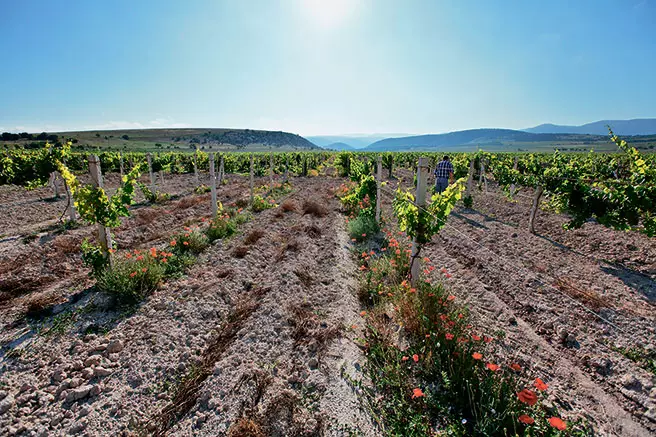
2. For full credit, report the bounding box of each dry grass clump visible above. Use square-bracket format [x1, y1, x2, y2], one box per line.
[287, 304, 340, 348]
[274, 237, 300, 262]
[24, 293, 60, 318]
[175, 194, 206, 210]
[280, 199, 297, 212]
[244, 229, 265, 245]
[135, 208, 159, 225]
[293, 269, 313, 288]
[235, 198, 249, 209]
[53, 236, 80, 254]
[302, 200, 327, 217]
[227, 418, 265, 437]
[233, 245, 250, 258]
[305, 224, 322, 238]
[553, 278, 609, 310]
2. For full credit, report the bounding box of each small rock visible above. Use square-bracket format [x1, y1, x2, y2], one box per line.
[106, 340, 124, 354]
[69, 419, 87, 434]
[78, 406, 90, 417]
[621, 374, 642, 391]
[52, 369, 67, 383]
[308, 358, 319, 370]
[69, 378, 83, 389]
[81, 368, 94, 380]
[71, 360, 84, 371]
[83, 355, 102, 367]
[0, 395, 15, 415]
[65, 385, 92, 403]
[19, 384, 33, 393]
[94, 367, 112, 378]
[0, 390, 6, 400]
[644, 406, 656, 423]
[50, 415, 63, 427]
[90, 385, 102, 396]
[591, 357, 613, 376]
[177, 362, 187, 372]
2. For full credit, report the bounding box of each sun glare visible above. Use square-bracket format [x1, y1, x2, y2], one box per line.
[301, 0, 357, 29]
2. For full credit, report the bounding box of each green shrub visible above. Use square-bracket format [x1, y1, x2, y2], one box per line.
[206, 216, 237, 242]
[81, 239, 108, 277]
[348, 215, 379, 242]
[251, 194, 277, 212]
[194, 184, 211, 194]
[170, 227, 209, 254]
[96, 250, 165, 303]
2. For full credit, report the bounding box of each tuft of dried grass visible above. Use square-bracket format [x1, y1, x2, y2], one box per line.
[233, 246, 250, 258]
[553, 278, 609, 310]
[174, 195, 206, 210]
[228, 418, 265, 437]
[244, 229, 265, 245]
[274, 237, 299, 262]
[280, 199, 297, 212]
[53, 236, 80, 254]
[294, 269, 313, 288]
[305, 224, 322, 239]
[302, 200, 327, 217]
[24, 293, 60, 318]
[135, 208, 159, 226]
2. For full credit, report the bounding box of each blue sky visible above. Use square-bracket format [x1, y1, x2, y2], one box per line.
[1, 0, 654, 135]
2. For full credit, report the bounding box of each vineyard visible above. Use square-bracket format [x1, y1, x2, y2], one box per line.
[0, 134, 654, 436]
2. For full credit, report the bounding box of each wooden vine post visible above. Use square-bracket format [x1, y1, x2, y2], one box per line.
[209, 153, 218, 218]
[49, 172, 60, 199]
[146, 153, 156, 193]
[376, 155, 382, 224]
[479, 158, 488, 193]
[302, 155, 307, 177]
[65, 181, 77, 222]
[249, 153, 255, 205]
[88, 155, 114, 260]
[284, 155, 289, 182]
[410, 157, 430, 286]
[193, 146, 200, 186]
[528, 186, 544, 234]
[510, 156, 518, 196]
[119, 153, 124, 178]
[466, 159, 475, 198]
[269, 153, 274, 187]
[218, 155, 224, 186]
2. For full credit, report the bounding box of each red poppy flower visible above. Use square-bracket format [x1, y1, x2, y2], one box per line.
[411, 388, 424, 399]
[130, 271, 137, 278]
[445, 333, 454, 340]
[534, 378, 548, 391]
[141, 268, 147, 273]
[401, 356, 409, 362]
[412, 354, 419, 363]
[472, 335, 481, 341]
[360, 311, 367, 316]
[548, 417, 566, 431]
[472, 352, 483, 360]
[447, 295, 456, 301]
[483, 336, 493, 343]
[170, 240, 177, 246]
[518, 414, 534, 425]
[510, 363, 522, 372]
[149, 248, 157, 257]
[486, 363, 500, 371]
[517, 389, 538, 406]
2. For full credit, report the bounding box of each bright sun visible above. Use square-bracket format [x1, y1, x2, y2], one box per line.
[302, 0, 357, 29]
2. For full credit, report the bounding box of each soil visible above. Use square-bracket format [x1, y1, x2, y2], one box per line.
[0, 174, 375, 437]
[380, 171, 655, 436]
[0, 167, 654, 436]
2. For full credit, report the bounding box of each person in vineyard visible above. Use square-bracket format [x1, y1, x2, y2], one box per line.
[434, 155, 454, 193]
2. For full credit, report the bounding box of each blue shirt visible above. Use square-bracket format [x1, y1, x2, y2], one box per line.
[434, 160, 454, 179]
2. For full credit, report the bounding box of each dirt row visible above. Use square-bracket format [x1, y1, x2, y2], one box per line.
[400, 183, 656, 435]
[0, 177, 376, 436]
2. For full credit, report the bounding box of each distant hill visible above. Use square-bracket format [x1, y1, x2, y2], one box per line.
[307, 134, 408, 150]
[524, 118, 656, 136]
[365, 129, 610, 151]
[1, 128, 321, 152]
[323, 142, 355, 151]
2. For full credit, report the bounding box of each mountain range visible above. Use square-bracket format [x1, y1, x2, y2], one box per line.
[310, 118, 656, 152]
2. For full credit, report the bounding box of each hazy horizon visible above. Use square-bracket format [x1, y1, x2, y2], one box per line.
[2, 0, 655, 136]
